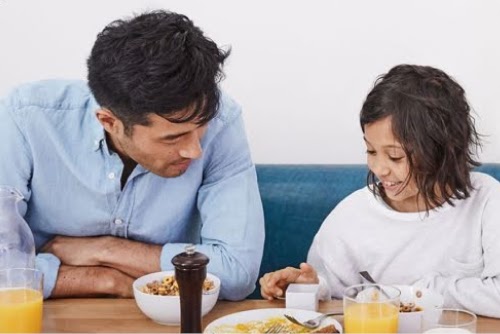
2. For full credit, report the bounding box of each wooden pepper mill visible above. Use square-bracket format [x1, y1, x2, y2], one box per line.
[172, 244, 210, 333]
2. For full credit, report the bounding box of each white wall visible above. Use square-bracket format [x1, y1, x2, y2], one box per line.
[1, 0, 499, 164]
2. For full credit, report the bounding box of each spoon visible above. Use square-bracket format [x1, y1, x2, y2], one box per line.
[359, 271, 391, 299]
[359, 271, 377, 284]
[284, 312, 343, 329]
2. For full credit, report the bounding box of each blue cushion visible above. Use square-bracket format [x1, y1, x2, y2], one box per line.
[248, 163, 500, 299]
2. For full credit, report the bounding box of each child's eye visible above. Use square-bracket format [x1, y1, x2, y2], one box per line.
[389, 156, 404, 162]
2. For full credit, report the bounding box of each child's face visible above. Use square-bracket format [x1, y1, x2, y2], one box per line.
[363, 116, 421, 212]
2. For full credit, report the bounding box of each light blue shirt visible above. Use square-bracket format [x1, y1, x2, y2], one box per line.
[0, 80, 265, 300]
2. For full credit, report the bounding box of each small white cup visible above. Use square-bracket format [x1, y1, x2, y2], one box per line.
[285, 283, 319, 311]
[422, 308, 477, 333]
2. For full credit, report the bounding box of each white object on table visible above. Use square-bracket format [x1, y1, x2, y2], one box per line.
[285, 283, 319, 311]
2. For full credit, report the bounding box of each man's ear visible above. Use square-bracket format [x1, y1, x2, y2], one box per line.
[95, 108, 122, 134]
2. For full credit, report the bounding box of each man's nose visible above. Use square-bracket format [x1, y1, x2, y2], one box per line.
[179, 133, 202, 159]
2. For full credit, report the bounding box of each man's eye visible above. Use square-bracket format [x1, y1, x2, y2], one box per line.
[164, 138, 180, 144]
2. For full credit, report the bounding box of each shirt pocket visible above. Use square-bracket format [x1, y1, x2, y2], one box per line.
[447, 257, 484, 277]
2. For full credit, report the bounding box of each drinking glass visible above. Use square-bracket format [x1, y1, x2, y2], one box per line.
[0, 268, 44, 333]
[422, 308, 477, 333]
[343, 283, 400, 333]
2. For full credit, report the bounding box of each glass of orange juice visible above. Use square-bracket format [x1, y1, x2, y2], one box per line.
[0, 268, 43, 333]
[344, 283, 400, 333]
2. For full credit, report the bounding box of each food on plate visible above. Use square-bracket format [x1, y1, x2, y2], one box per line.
[140, 275, 215, 296]
[210, 316, 339, 333]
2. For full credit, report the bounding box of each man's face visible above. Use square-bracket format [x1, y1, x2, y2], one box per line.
[110, 112, 207, 178]
[363, 116, 421, 212]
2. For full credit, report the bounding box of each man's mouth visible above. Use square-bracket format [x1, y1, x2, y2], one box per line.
[173, 160, 191, 169]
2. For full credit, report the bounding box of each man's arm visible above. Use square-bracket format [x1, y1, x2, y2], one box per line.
[42, 236, 162, 278]
[158, 101, 265, 301]
[0, 97, 61, 298]
[0, 94, 32, 212]
[51, 265, 134, 298]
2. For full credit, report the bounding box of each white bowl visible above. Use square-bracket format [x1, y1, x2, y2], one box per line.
[396, 285, 444, 333]
[133, 270, 220, 325]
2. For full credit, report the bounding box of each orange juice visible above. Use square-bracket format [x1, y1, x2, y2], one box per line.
[344, 302, 399, 333]
[0, 288, 43, 333]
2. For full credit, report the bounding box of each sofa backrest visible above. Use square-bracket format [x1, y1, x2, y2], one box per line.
[249, 163, 500, 298]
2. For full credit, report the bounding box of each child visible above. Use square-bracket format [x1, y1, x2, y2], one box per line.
[259, 64, 500, 318]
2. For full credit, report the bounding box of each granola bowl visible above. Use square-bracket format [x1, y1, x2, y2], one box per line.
[396, 285, 444, 333]
[133, 270, 220, 325]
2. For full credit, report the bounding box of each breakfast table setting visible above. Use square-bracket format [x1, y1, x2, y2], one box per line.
[3, 241, 500, 333]
[42, 298, 500, 333]
[5, 254, 500, 333]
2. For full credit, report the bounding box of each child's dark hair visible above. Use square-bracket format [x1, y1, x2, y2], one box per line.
[360, 64, 482, 211]
[87, 10, 230, 133]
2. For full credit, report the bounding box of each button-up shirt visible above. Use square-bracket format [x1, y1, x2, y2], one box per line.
[0, 80, 265, 300]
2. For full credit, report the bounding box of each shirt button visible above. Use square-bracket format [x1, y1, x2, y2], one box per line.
[114, 219, 123, 225]
[108, 172, 115, 180]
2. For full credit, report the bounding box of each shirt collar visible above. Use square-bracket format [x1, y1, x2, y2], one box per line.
[87, 96, 106, 153]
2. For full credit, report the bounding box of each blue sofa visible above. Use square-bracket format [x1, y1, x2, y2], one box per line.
[248, 163, 500, 298]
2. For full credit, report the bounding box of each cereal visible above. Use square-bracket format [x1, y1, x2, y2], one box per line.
[399, 289, 424, 312]
[140, 275, 215, 296]
[399, 302, 423, 312]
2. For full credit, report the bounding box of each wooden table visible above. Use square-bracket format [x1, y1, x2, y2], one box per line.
[43, 298, 500, 333]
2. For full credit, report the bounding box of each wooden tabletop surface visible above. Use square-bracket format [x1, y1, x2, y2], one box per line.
[43, 298, 500, 333]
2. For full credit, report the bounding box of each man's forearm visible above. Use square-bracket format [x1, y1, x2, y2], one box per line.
[98, 236, 162, 277]
[50, 265, 134, 298]
[43, 235, 162, 278]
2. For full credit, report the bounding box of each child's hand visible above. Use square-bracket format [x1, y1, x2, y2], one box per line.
[259, 262, 319, 300]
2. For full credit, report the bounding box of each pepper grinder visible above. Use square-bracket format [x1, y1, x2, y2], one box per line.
[172, 244, 210, 333]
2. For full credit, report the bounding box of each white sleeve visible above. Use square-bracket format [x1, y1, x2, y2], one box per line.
[414, 182, 500, 318]
[307, 208, 360, 300]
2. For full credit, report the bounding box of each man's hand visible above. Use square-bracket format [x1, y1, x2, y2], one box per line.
[259, 262, 319, 300]
[42, 235, 162, 278]
[51, 265, 134, 298]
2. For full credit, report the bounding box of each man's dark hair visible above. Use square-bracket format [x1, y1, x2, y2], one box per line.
[87, 10, 230, 132]
[360, 64, 482, 212]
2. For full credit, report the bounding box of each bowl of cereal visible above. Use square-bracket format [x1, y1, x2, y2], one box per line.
[396, 285, 444, 333]
[133, 270, 220, 325]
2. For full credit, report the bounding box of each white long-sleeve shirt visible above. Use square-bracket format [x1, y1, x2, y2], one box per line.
[308, 172, 500, 318]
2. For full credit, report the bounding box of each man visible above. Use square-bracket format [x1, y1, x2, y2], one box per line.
[0, 10, 264, 301]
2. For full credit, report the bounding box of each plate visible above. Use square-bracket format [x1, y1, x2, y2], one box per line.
[204, 308, 343, 333]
